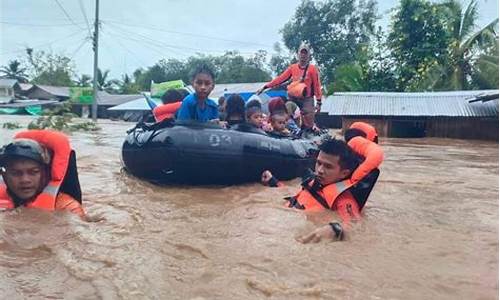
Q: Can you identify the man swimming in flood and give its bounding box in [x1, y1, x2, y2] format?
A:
[0, 130, 85, 218]
[262, 122, 383, 243]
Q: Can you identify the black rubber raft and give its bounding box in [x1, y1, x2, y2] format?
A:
[122, 120, 326, 184]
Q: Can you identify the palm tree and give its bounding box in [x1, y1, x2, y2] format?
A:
[0, 60, 29, 83]
[75, 74, 92, 87]
[424, 0, 498, 90]
[96, 68, 119, 92]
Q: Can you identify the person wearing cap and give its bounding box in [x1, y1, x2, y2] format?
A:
[0, 130, 85, 218]
[256, 42, 323, 115]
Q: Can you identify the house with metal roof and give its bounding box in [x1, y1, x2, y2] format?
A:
[0, 78, 21, 104]
[319, 90, 499, 140]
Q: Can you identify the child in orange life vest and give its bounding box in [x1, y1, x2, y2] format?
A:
[262, 136, 382, 243]
[0, 131, 85, 219]
[152, 88, 189, 122]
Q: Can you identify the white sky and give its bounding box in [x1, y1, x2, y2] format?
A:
[0, 0, 498, 79]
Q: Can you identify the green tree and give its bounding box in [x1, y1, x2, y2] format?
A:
[74, 74, 92, 87]
[26, 48, 75, 86]
[96, 68, 119, 92]
[387, 0, 451, 91]
[422, 0, 498, 90]
[281, 0, 378, 83]
[269, 42, 294, 76]
[329, 28, 397, 93]
[471, 38, 499, 89]
[0, 60, 29, 83]
[215, 51, 271, 83]
[118, 74, 140, 94]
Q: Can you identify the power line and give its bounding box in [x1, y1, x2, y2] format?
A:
[0, 29, 86, 55]
[0, 21, 85, 27]
[69, 37, 90, 61]
[103, 19, 273, 49]
[54, 0, 85, 30]
[78, 0, 92, 38]
[103, 21, 260, 56]
[101, 31, 149, 67]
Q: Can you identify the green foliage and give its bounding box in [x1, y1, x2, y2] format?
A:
[26, 48, 76, 86]
[2, 122, 23, 130]
[97, 69, 119, 92]
[28, 102, 100, 132]
[281, 0, 378, 82]
[75, 74, 92, 87]
[329, 28, 397, 93]
[387, 0, 451, 91]
[0, 60, 29, 83]
[133, 51, 271, 91]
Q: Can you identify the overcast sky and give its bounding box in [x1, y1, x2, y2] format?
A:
[1, 0, 498, 80]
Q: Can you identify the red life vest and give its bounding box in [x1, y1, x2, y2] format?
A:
[0, 130, 74, 211]
[153, 102, 182, 122]
[350, 122, 378, 143]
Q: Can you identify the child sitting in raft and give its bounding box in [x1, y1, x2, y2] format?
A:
[152, 88, 189, 122]
[285, 101, 302, 136]
[224, 94, 246, 126]
[245, 100, 265, 129]
[176, 64, 221, 124]
[269, 113, 291, 137]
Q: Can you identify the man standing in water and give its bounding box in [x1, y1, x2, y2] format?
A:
[262, 131, 383, 243]
[257, 41, 323, 122]
[0, 130, 85, 218]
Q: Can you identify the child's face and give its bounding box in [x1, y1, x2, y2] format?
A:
[192, 73, 214, 100]
[271, 115, 287, 132]
[248, 112, 263, 127]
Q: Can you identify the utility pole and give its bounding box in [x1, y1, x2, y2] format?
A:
[91, 0, 99, 121]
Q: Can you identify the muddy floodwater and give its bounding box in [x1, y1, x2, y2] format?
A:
[0, 115, 498, 300]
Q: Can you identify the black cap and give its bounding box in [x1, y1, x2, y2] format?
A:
[0, 139, 51, 167]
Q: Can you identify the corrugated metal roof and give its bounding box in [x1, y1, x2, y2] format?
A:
[207, 82, 267, 99]
[0, 78, 19, 88]
[322, 90, 499, 117]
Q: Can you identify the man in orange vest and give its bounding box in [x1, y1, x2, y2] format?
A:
[262, 127, 383, 243]
[257, 42, 323, 131]
[0, 130, 85, 218]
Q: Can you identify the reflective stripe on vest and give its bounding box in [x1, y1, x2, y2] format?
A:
[292, 178, 353, 211]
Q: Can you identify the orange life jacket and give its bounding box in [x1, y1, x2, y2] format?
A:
[287, 178, 354, 211]
[288, 135, 383, 212]
[153, 101, 182, 122]
[350, 122, 378, 143]
[0, 130, 81, 211]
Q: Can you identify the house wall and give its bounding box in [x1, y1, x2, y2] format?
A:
[426, 117, 498, 140]
[341, 116, 499, 141]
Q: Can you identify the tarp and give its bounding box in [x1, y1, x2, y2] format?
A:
[0, 105, 42, 115]
[150, 79, 185, 98]
[107, 96, 162, 111]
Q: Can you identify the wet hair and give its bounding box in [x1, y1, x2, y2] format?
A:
[190, 64, 215, 82]
[218, 96, 226, 106]
[245, 100, 261, 119]
[318, 138, 361, 171]
[271, 112, 287, 122]
[268, 97, 287, 116]
[344, 128, 367, 143]
[225, 94, 245, 121]
[161, 89, 188, 104]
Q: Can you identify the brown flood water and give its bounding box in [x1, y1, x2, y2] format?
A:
[0, 115, 498, 300]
